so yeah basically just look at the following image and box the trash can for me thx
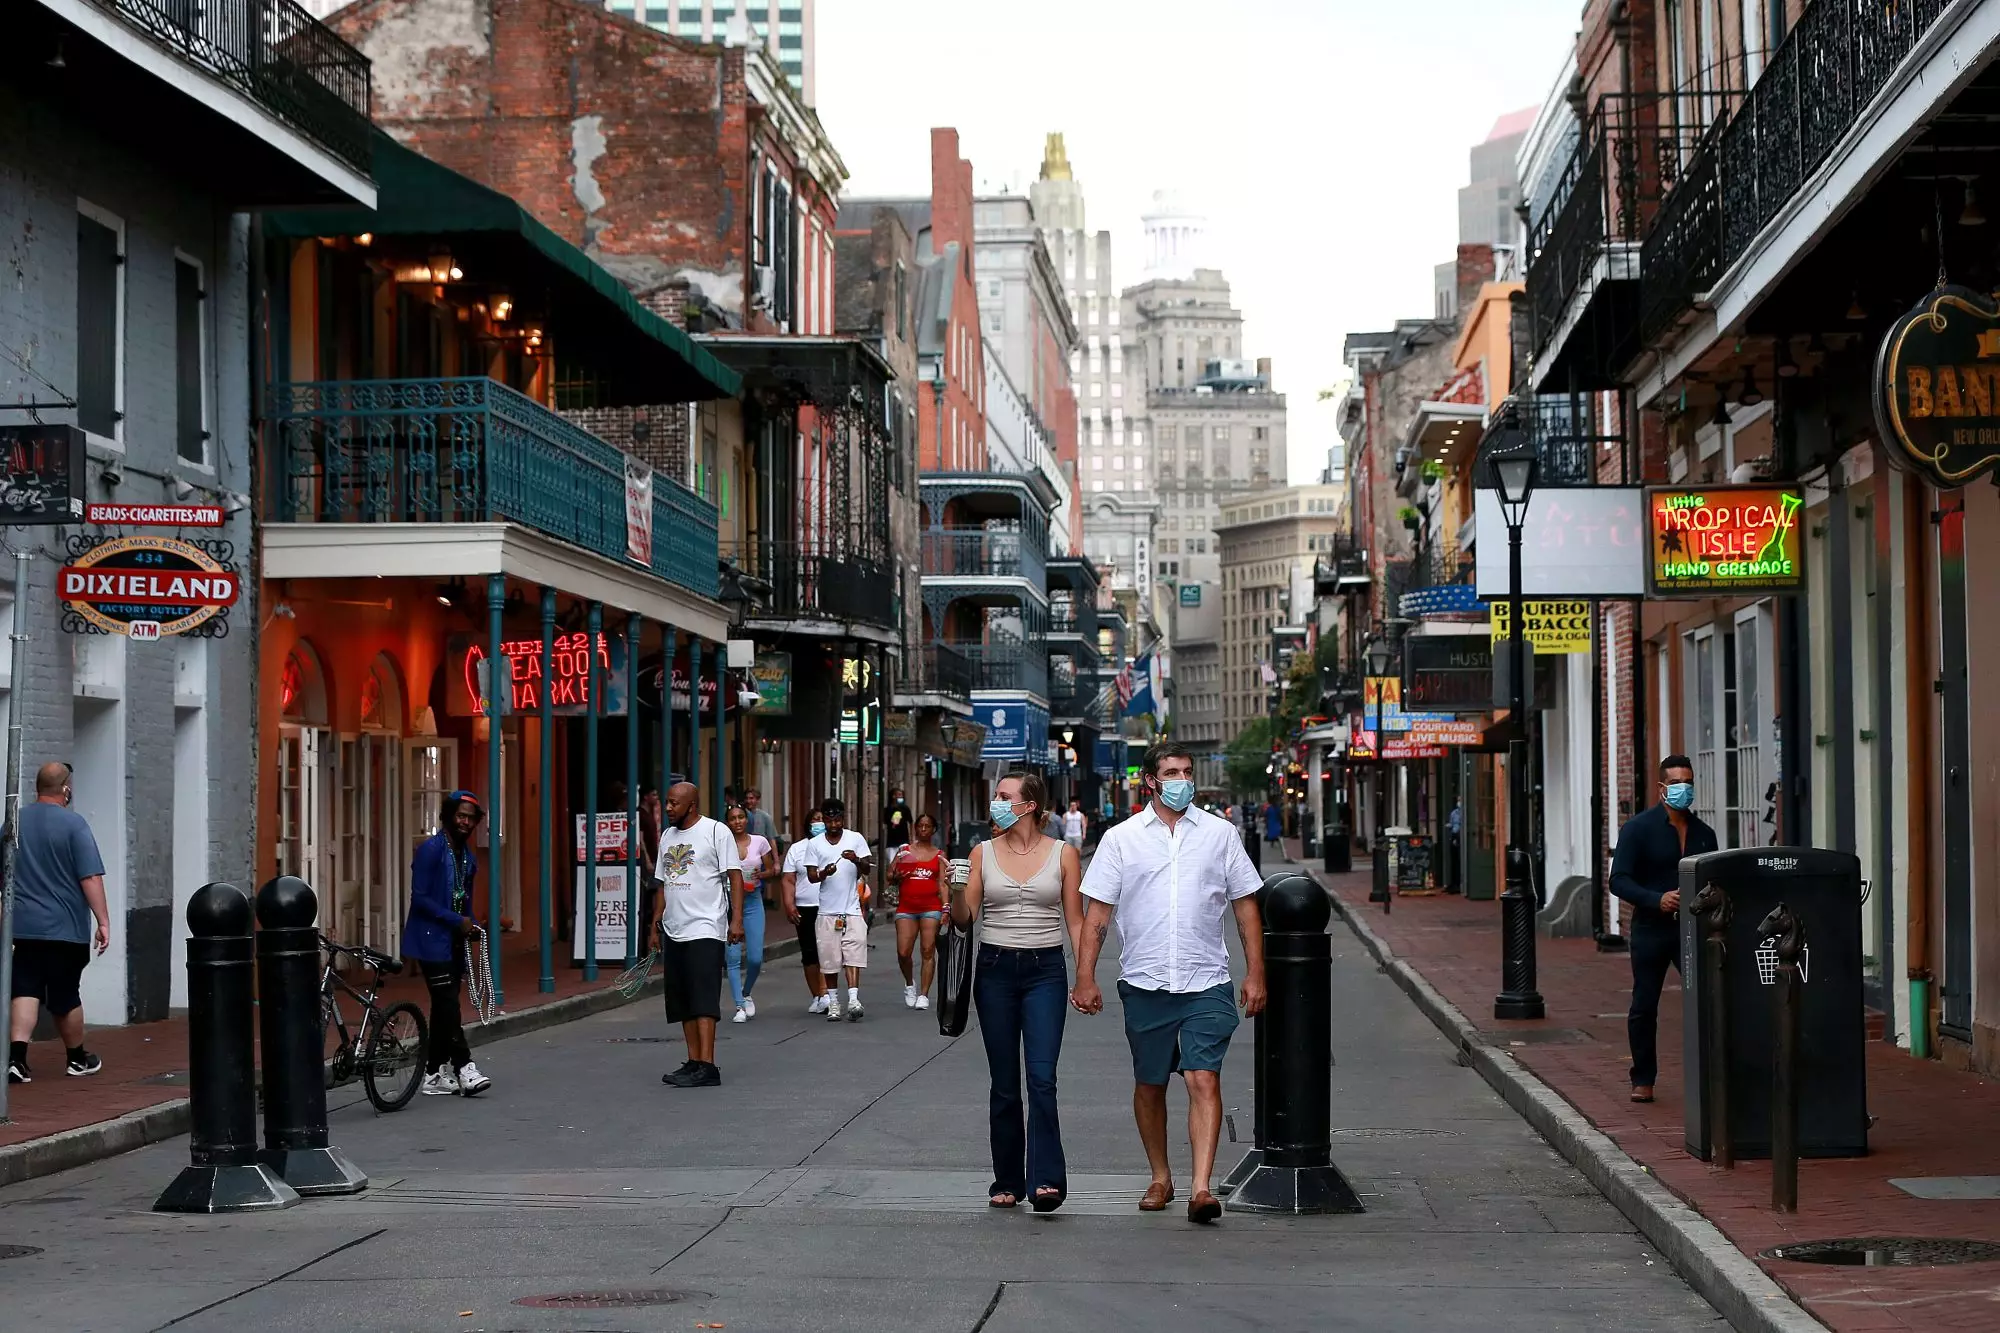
[1680,847,1868,1160]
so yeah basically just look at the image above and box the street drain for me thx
[514,1289,707,1308]
[1760,1237,2000,1267]
[0,1245,44,1259]
[1330,1128,1461,1139]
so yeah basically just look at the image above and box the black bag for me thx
[937,916,976,1037]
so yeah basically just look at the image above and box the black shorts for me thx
[660,935,725,1024]
[794,905,819,963]
[11,939,88,1016]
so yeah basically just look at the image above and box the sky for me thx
[815,0,1584,486]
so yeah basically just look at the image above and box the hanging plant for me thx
[1421,460,1445,482]
[1397,505,1421,529]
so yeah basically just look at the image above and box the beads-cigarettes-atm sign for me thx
[1644,484,1805,597]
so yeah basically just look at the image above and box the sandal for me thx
[1138,1180,1175,1212]
[1188,1190,1222,1225]
[1031,1187,1065,1213]
[988,1192,1018,1208]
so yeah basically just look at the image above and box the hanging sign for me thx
[58,534,238,638]
[87,502,223,527]
[0,424,85,525]
[1644,485,1804,597]
[751,652,792,715]
[1489,599,1593,653]
[1404,635,1494,713]
[1873,284,2000,487]
[624,458,654,565]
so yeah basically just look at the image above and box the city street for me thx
[0,865,1721,1333]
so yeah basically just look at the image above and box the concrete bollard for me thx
[154,883,300,1213]
[1223,871,1364,1215]
[254,876,366,1196]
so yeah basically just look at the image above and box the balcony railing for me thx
[98,0,374,176]
[1640,0,1959,343]
[1050,679,1107,723]
[948,635,1050,699]
[1475,395,1615,488]
[921,526,1048,589]
[1048,601,1099,641]
[725,541,895,632]
[270,377,718,600]
[921,642,975,701]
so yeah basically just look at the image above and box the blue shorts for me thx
[895,910,942,922]
[1118,980,1239,1086]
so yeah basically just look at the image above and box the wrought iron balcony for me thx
[724,541,895,632]
[95,0,374,176]
[1640,0,1958,344]
[1048,600,1099,642]
[1475,395,1614,488]
[1050,682,1107,724]
[921,526,1048,590]
[947,634,1050,699]
[269,377,718,600]
[921,642,975,701]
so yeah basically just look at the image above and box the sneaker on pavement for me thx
[421,1070,459,1096]
[825,997,844,1021]
[847,997,864,1022]
[743,996,757,1018]
[683,1062,721,1087]
[661,1066,700,1088]
[66,1051,103,1077]
[903,985,918,1009]
[808,994,829,1014]
[6,1061,29,1085]
[456,1062,492,1096]
[915,994,931,1011]
[662,1059,696,1085]
[731,1007,749,1024]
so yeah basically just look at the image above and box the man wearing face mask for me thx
[1610,755,1719,1104]
[782,807,831,1013]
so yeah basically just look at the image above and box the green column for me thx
[583,600,601,982]
[486,573,506,1008]
[538,587,556,994]
[625,612,641,968]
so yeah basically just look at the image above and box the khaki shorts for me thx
[815,911,868,972]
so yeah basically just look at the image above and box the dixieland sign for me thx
[58,535,239,638]
[1874,284,2000,488]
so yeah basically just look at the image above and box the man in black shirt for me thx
[1609,754,1719,1104]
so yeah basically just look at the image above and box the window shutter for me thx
[175,259,205,463]
[76,215,119,437]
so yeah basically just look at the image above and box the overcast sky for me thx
[816,0,1583,484]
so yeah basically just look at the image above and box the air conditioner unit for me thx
[752,264,776,311]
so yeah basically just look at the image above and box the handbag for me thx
[937,914,976,1037]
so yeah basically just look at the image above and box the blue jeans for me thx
[726,891,765,1007]
[974,943,1068,1200]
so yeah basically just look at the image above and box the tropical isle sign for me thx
[1874,285,2000,488]
[1644,485,1804,597]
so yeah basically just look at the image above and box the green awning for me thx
[267,133,739,403]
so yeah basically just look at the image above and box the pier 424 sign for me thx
[59,535,239,639]
[1875,285,2000,488]
[1645,485,1804,597]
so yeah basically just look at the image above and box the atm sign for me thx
[1644,485,1805,597]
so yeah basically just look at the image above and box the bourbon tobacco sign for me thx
[1644,485,1804,597]
[1874,284,2000,487]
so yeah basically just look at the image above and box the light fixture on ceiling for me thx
[1846,290,1867,321]
[47,38,65,69]
[356,232,373,247]
[1737,367,1765,408]
[1710,395,1732,429]
[1775,337,1798,379]
[1963,181,1988,228]
[492,293,514,321]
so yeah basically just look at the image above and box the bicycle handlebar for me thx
[319,933,405,976]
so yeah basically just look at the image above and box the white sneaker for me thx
[826,995,844,1021]
[421,1070,459,1096]
[456,1062,491,1096]
[847,993,864,1022]
[731,1007,749,1024]
[915,994,931,1010]
[809,994,829,1014]
[743,996,757,1018]
[903,985,918,1009]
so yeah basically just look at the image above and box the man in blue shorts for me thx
[1072,741,1265,1225]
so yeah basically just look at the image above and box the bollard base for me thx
[1223,1157,1365,1215]
[154,1163,301,1214]
[258,1145,368,1196]
[1216,1148,1262,1198]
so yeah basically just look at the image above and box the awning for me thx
[265,134,740,404]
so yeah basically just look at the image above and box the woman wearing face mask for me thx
[952,771,1083,1211]
[725,804,777,1023]
[782,806,833,1014]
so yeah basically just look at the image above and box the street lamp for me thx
[1486,409,1546,1021]
[1364,637,1394,844]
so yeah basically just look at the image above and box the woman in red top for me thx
[892,813,947,1010]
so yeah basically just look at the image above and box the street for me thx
[0,864,1721,1333]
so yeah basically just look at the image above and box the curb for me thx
[0,929,815,1190]
[1322,879,1827,1333]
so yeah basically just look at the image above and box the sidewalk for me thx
[1297,839,2000,1333]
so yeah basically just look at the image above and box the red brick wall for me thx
[913,128,986,475]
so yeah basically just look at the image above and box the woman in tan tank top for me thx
[951,770,1082,1211]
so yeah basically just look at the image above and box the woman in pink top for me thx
[725,804,777,1023]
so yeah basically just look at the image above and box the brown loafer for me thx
[1630,1085,1655,1104]
[1188,1189,1222,1224]
[1138,1180,1175,1211]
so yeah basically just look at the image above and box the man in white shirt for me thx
[782,806,831,1013]
[651,782,743,1088]
[1062,800,1088,852]
[1073,741,1266,1225]
[799,797,873,1021]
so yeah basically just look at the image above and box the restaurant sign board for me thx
[1644,485,1804,597]
[1874,285,2000,488]
[58,534,239,638]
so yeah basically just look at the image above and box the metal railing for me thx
[920,525,1048,588]
[1048,600,1099,641]
[724,541,895,631]
[1050,682,1107,724]
[1475,396,1615,488]
[270,377,718,600]
[97,0,373,176]
[921,642,975,700]
[948,633,1050,699]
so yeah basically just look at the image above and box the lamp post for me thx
[938,713,959,833]
[1364,636,1393,844]
[1487,409,1546,1021]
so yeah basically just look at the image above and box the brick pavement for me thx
[1301,844,2000,1331]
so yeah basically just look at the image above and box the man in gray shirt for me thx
[8,762,110,1084]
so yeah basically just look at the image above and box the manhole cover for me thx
[0,1245,43,1260]
[514,1289,706,1308]
[1330,1127,1461,1139]
[1760,1237,2000,1267]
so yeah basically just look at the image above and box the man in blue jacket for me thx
[1610,755,1718,1104]
[404,790,493,1098]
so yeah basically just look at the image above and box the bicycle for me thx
[318,935,429,1113]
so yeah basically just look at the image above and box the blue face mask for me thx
[809,821,826,838]
[989,798,1021,831]
[1158,779,1197,812]
[1664,782,1695,812]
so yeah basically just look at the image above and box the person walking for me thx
[1061,800,1088,854]
[1072,741,1265,1225]
[6,762,109,1084]
[883,786,913,855]
[405,790,493,1097]
[652,781,744,1088]
[799,797,872,1021]
[724,803,776,1024]
[1611,755,1718,1104]
[1264,798,1283,849]
[954,771,1082,1211]
[742,787,778,846]
[781,806,831,1013]
[891,813,947,1010]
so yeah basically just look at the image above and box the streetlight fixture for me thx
[1484,405,1546,1021]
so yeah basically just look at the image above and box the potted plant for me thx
[1421,460,1445,483]
[1398,505,1421,531]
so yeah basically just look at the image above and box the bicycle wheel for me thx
[361,1002,428,1112]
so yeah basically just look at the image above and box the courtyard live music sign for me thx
[58,534,239,639]
[1874,285,2000,487]
[1644,485,1804,597]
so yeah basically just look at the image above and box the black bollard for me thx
[1219,878,1276,1199]
[1243,822,1262,872]
[1691,883,1732,1169]
[254,876,367,1196]
[155,884,300,1213]
[1757,902,1805,1213]
[1225,872,1364,1215]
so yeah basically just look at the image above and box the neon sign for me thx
[1644,485,1804,597]
[452,633,626,717]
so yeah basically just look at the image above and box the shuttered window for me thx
[76,212,121,439]
[175,258,206,464]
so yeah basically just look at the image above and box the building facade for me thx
[1216,485,1345,741]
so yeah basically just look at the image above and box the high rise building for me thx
[609,0,815,102]
[1432,107,1533,317]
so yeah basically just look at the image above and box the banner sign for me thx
[0,424,84,525]
[1874,284,2000,487]
[87,502,222,527]
[1489,599,1593,654]
[58,534,238,639]
[882,709,915,748]
[751,652,792,715]
[1645,485,1804,597]
[624,458,654,565]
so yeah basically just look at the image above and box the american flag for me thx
[1114,661,1136,708]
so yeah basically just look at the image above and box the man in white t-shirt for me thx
[651,782,743,1088]
[1063,800,1088,852]
[799,797,873,1022]
[781,806,831,1014]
